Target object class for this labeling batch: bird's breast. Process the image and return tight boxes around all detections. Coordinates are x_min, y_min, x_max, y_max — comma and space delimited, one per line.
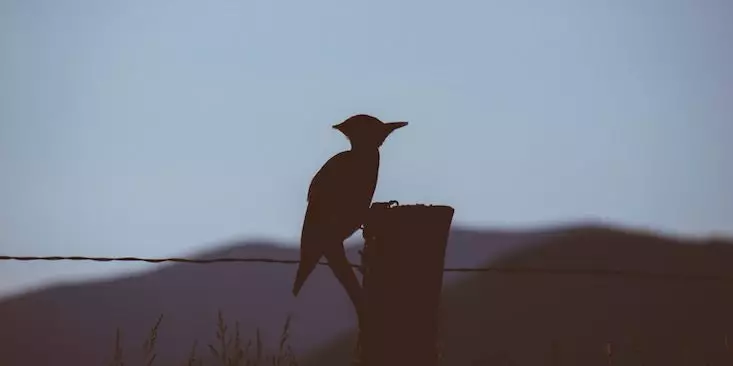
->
349, 154, 380, 199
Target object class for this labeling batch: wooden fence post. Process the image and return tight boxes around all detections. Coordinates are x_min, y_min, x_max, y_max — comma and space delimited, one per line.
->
357, 201, 455, 366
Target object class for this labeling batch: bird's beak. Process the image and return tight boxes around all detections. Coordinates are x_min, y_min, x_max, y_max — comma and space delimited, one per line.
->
332, 123, 343, 130
384, 121, 408, 133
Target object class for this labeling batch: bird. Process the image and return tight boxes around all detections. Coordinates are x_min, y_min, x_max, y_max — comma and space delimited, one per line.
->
292, 114, 408, 325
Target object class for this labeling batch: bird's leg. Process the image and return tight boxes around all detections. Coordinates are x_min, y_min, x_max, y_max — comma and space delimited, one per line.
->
352, 330, 366, 366
358, 218, 371, 275
323, 245, 365, 321
358, 228, 373, 276
357, 249, 366, 276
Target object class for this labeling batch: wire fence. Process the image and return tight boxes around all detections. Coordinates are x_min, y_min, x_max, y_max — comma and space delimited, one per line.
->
1, 254, 732, 283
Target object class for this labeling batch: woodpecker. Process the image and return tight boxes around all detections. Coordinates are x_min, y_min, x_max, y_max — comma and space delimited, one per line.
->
292, 114, 408, 322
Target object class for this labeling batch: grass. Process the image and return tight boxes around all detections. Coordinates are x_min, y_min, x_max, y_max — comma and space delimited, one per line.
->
107, 311, 298, 366
106, 313, 733, 366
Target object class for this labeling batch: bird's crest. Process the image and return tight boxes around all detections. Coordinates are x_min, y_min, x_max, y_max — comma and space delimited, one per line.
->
332, 114, 408, 149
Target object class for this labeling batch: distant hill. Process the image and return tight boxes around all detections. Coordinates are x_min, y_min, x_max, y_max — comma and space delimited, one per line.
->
0, 223, 731, 366
0, 225, 546, 366
303, 225, 733, 366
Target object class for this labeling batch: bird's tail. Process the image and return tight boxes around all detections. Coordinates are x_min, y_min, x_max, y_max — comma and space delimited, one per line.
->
292, 249, 321, 297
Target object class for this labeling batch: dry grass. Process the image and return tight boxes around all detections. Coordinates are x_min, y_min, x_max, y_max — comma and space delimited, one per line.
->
107, 311, 298, 366
106, 315, 733, 366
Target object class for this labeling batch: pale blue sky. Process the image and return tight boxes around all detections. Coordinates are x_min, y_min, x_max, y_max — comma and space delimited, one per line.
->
1, 0, 731, 299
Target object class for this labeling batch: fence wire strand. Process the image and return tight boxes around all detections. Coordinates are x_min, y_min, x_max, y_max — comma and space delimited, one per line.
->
1, 255, 732, 283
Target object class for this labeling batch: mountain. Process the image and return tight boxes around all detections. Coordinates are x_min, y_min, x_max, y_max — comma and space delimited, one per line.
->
0, 225, 547, 366
0, 223, 731, 366
303, 225, 733, 366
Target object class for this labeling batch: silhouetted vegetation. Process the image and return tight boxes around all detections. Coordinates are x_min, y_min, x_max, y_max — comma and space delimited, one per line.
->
104, 311, 733, 366
107, 311, 299, 366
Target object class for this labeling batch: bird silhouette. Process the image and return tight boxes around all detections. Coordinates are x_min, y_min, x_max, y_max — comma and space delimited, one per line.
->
292, 114, 408, 325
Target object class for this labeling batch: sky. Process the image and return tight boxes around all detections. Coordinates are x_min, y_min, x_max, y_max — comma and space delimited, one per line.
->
0, 0, 731, 299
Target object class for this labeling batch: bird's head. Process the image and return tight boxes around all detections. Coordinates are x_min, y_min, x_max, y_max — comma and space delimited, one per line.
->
332, 114, 408, 149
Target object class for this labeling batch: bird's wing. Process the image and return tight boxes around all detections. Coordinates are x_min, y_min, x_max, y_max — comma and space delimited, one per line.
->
295, 151, 364, 296
306, 151, 356, 205
303, 151, 366, 240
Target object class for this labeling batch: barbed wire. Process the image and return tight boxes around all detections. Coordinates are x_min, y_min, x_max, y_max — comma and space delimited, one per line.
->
1, 255, 732, 283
